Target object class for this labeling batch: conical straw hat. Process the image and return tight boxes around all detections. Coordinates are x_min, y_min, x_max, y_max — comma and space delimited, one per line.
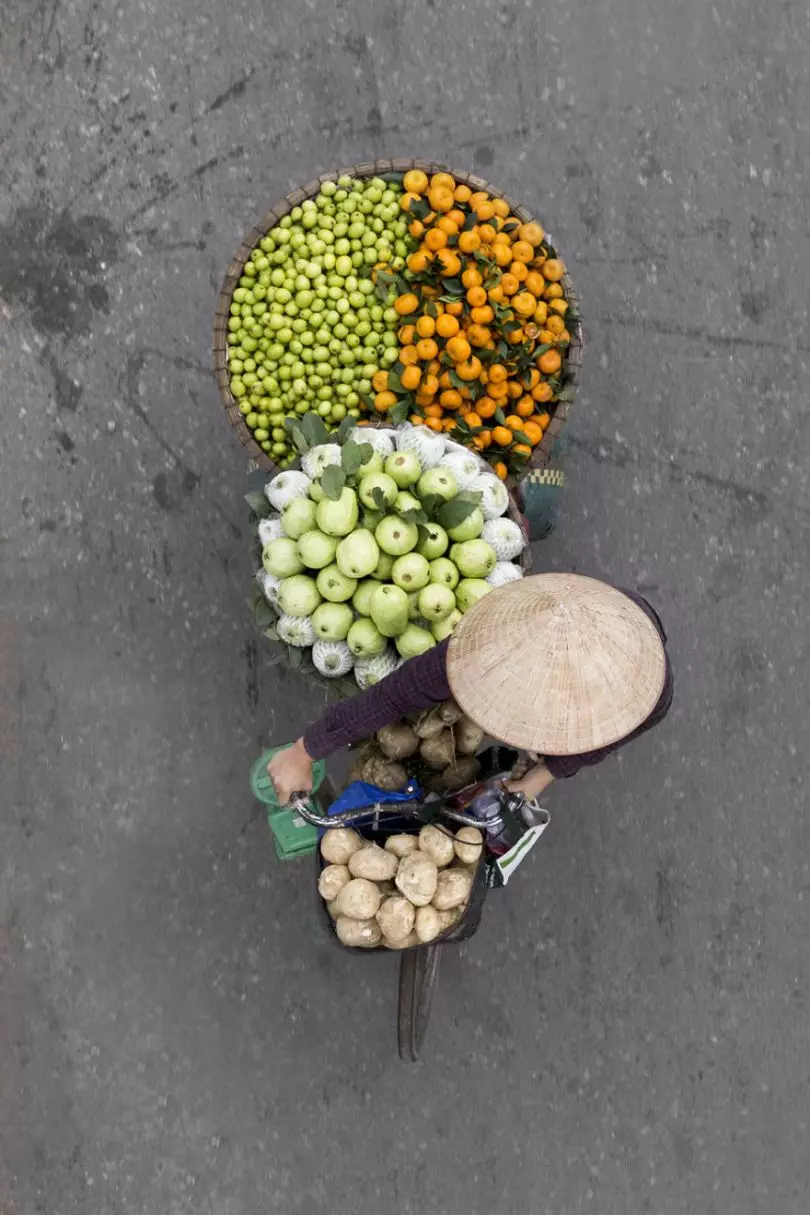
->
446, 573, 666, 755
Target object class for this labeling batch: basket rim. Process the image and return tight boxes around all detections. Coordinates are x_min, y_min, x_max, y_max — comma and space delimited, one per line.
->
213, 158, 583, 478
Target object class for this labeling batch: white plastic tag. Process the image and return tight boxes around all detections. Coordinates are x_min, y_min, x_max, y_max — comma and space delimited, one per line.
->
495, 814, 550, 885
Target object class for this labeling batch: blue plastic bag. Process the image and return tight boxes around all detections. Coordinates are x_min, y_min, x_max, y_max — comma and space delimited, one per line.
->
327, 777, 423, 817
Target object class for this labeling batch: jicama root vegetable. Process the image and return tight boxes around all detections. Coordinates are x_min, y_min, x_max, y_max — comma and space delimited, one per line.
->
376, 721, 419, 760
435, 756, 481, 792
382, 931, 419, 950
317, 864, 351, 902
454, 715, 485, 755
454, 826, 484, 865
361, 754, 408, 791
414, 905, 443, 944
418, 824, 455, 868
385, 833, 419, 858
433, 867, 473, 910
419, 729, 455, 769
348, 842, 399, 882
335, 916, 383, 948
376, 896, 416, 943
320, 827, 364, 866
333, 877, 382, 920
413, 707, 446, 739
395, 851, 438, 906
438, 699, 463, 725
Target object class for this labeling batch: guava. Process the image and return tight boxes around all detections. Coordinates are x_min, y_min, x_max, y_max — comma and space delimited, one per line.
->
395, 624, 436, 658
356, 448, 384, 478
394, 491, 421, 515
281, 497, 318, 540
375, 515, 418, 556
263, 537, 304, 578
456, 578, 493, 613
430, 608, 463, 641
347, 617, 387, 658
407, 591, 423, 621
391, 552, 431, 592
277, 574, 322, 618
417, 467, 458, 502
352, 578, 382, 616
315, 487, 359, 537
447, 506, 484, 542
358, 472, 397, 510
336, 529, 379, 579
373, 552, 395, 580
416, 523, 448, 560
316, 563, 357, 603
361, 509, 384, 531
297, 529, 338, 570
370, 583, 409, 637
385, 450, 422, 488
311, 601, 353, 641
418, 583, 456, 621
428, 557, 459, 589
450, 539, 497, 579
308, 478, 326, 502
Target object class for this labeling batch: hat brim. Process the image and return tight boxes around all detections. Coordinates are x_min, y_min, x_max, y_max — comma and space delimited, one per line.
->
446, 574, 667, 755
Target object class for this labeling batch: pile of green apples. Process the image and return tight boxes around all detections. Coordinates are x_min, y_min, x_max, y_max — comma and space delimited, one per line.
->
225, 175, 411, 466
256, 423, 525, 687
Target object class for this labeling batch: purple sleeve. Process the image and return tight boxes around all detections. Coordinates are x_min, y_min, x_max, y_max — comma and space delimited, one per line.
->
303, 640, 451, 761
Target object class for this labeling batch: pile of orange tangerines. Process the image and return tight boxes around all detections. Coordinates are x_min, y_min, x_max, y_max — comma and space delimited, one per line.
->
363, 168, 575, 480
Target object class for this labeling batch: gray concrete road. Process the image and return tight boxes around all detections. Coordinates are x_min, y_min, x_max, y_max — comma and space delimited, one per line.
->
2, 1, 809, 1212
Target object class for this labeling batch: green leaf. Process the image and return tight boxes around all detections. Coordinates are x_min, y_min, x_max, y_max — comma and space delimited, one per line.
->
375, 279, 391, 303
255, 599, 276, 629
320, 464, 346, 500
496, 340, 509, 359
400, 508, 427, 524
503, 220, 520, 234
283, 415, 298, 433
336, 414, 356, 444
358, 392, 374, 409
437, 498, 478, 529
425, 300, 439, 319
341, 442, 363, 476
244, 491, 270, 518
287, 645, 304, 669
462, 210, 478, 232
301, 413, 329, 448
416, 523, 431, 547
534, 343, 552, 358
449, 370, 466, 390
263, 624, 280, 642
246, 585, 264, 613
290, 425, 308, 454
409, 198, 430, 220
495, 407, 506, 425
419, 492, 443, 518
458, 490, 483, 504
511, 428, 532, 445
387, 370, 404, 394
390, 399, 411, 425
355, 441, 373, 464
247, 467, 267, 493
442, 276, 463, 295
370, 486, 388, 512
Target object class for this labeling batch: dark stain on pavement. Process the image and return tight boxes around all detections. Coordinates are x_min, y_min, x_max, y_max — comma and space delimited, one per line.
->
153, 468, 200, 512
0, 201, 119, 339
474, 145, 494, 167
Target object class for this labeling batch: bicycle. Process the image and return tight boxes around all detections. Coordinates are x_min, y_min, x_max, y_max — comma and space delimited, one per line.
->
291, 759, 550, 1061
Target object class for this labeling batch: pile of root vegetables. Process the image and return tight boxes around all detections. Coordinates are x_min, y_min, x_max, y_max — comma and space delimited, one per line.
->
319, 820, 484, 949
348, 698, 485, 794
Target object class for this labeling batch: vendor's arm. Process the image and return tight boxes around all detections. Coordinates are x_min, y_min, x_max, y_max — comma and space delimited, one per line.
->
267, 640, 451, 803
506, 760, 556, 800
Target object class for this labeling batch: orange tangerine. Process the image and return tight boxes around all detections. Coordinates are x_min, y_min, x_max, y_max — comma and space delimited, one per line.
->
493, 243, 513, 267
513, 291, 537, 317
537, 411, 551, 428
466, 285, 487, 307
488, 380, 509, 401
464, 411, 482, 430
399, 192, 420, 212
550, 298, 569, 315
492, 426, 512, 446
442, 417, 456, 431
511, 240, 534, 263
470, 304, 494, 324
532, 301, 549, 325
394, 293, 419, 315
398, 324, 416, 344
538, 328, 557, 344
525, 271, 545, 297
542, 258, 565, 282
401, 364, 422, 391
436, 313, 460, 338
437, 215, 458, 235
372, 370, 389, 392
476, 396, 497, 418
407, 250, 432, 273
455, 357, 482, 381
522, 422, 543, 446
400, 344, 419, 365
516, 397, 535, 418
410, 414, 425, 425
458, 230, 481, 253
546, 315, 565, 336
475, 200, 496, 221
538, 348, 562, 375
500, 272, 519, 296
461, 266, 483, 289
415, 337, 439, 360
445, 300, 464, 317
447, 208, 466, 228
435, 248, 462, 276
478, 223, 497, 244
492, 198, 510, 218
403, 168, 429, 193
422, 373, 439, 396
423, 403, 442, 419
428, 185, 454, 213
493, 460, 508, 480
531, 381, 553, 403
409, 219, 425, 239
416, 315, 436, 338
487, 283, 506, 303
544, 283, 563, 300
468, 324, 491, 347
375, 390, 397, 411
424, 227, 448, 251
518, 221, 544, 246
425, 416, 444, 432
430, 171, 456, 191
509, 261, 528, 282
446, 335, 472, 363
454, 183, 472, 203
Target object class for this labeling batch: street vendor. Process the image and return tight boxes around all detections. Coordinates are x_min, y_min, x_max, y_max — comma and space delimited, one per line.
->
268, 573, 673, 804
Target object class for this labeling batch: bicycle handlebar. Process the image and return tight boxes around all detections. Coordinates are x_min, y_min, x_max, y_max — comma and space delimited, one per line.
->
289, 794, 498, 831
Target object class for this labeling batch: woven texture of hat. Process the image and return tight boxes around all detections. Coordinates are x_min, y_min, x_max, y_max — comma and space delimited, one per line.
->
446, 573, 666, 754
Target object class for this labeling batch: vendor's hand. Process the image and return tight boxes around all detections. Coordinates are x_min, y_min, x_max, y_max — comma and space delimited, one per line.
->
268, 738, 313, 806
506, 760, 554, 801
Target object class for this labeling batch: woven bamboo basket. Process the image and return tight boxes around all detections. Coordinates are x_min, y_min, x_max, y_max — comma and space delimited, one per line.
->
213, 159, 583, 478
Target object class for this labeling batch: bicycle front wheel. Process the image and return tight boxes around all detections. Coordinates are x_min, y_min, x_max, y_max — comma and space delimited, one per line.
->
397, 945, 441, 1062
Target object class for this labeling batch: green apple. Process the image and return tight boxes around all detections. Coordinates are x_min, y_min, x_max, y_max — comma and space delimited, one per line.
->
278, 574, 321, 617
375, 515, 418, 556
395, 624, 436, 658
355, 449, 383, 478
417, 467, 457, 501
385, 450, 421, 488
316, 563, 357, 602
352, 578, 383, 615
316, 487, 359, 536
358, 471, 397, 510
391, 552, 430, 592
373, 552, 395, 580
281, 497, 318, 539
336, 529, 379, 579
456, 578, 493, 612
416, 523, 448, 560
418, 583, 456, 621
450, 539, 497, 579
394, 491, 421, 515
263, 537, 304, 578
369, 583, 409, 637
447, 506, 484, 542
347, 617, 387, 657
428, 557, 459, 589
297, 529, 338, 570
311, 601, 353, 640
430, 608, 463, 641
